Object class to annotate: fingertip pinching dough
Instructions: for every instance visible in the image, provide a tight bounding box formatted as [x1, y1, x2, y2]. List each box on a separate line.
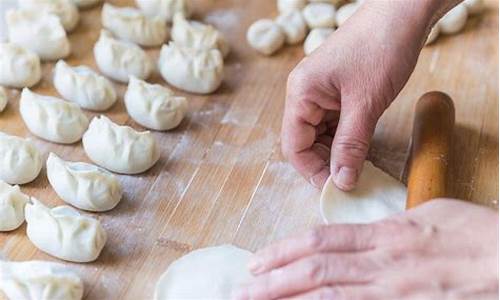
[159, 42, 224, 94]
[0, 132, 42, 185]
[0, 43, 42, 88]
[303, 27, 334, 56]
[82, 115, 160, 174]
[101, 3, 168, 47]
[25, 198, 107, 263]
[94, 30, 153, 83]
[47, 152, 123, 212]
[18, 0, 80, 32]
[0, 86, 6, 112]
[53, 60, 117, 111]
[0, 260, 83, 300]
[125, 76, 188, 131]
[0, 180, 29, 231]
[302, 2, 336, 29]
[246, 19, 285, 55]
[275, 10, 308, 45]
[6, 9, 71, 61]
[19, 88, 89, 144]
[136, 0, 191, 23]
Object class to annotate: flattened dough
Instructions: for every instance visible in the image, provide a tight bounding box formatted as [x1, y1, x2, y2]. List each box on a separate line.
[154, 245, 252, 300]
[320, 161, 406, 224]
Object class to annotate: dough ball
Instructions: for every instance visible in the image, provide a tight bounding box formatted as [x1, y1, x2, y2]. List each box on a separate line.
[275, 10, 308, 45]
[320, 161, 406, 224]
[277, 0, 307, 14]
[246, 19, 285, 55]
[0, 43, 42, 88]
[0, 180, 29, 231]
[303, 27, 334, 56]
[18, 0, 80, 32]
[0, 132, 42, 185]
[425, 25, 440, 46]
[0, 86, 6, 112]
[463, 0, 484, 15]
[438, 3, 468, 35]
[302, 2, 336, 29]
[136, 0, 191, 23]
[155, 245, 252, 300]
[335, 2, 359, 27]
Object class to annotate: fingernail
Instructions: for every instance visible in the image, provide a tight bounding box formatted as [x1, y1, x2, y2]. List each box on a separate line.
[334, 167, 357, 191]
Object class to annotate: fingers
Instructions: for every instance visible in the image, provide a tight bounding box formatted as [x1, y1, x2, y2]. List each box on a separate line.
[281, 285, 382, 300]
[249, 224, 377, 275]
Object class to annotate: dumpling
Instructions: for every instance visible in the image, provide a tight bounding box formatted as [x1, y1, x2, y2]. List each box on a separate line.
[53, 60, 117, 111]
[19, 88, 89, 144]
[70, 0, 101, 9]
[82, 116, 160, 174]
[275, 10, 308, 45]
[302, 2, 336, 29]
[125, 76, 188, 131]
[0, 180, 29, 231]
[0, 43, 41, 88]
[101, 3, 168, 47]
[277, 0, 307, 14]
[93, 30, 153, 83]
[0, 260, 83, 300]
[438, 3, 468, 35]
[171, 13, 229, 58]
[0, 132, 42, 185]
[25, 198, 107, 263]
[158, 42, 224, 94]
[0, 86, 6, 112]
[303, 27, 334, 56]
[335, 3, 359, 27]
[17, 0, 80, 32]
[136, 0, 191, 23]
[47, 153, 123, 212]
[6, 9, 70, 61]
[246, 19, 285, 56]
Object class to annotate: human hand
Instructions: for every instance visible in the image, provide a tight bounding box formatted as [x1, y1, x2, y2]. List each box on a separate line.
[235, 199, 499, 299]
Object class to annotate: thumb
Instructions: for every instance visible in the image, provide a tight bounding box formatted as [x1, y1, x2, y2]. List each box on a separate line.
[330, 105, 378, 191]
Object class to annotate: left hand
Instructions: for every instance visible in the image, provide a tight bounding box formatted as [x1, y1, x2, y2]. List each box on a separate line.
[234, 199, 499, 300]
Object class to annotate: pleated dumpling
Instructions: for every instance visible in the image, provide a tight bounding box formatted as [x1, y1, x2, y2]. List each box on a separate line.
[0, 180, 29, 231]
[47, 152, 123, 212]
[159, 42, 224, 94]
[102, 3, 168, 47]
[171, 13, 229, 57]
[136, 0, 191, 23]
[0, 260, 83, 300]
[93, 30, 153, 83]
[53, 60, 117, 111]
[125, 76, 188, 130]
[17, 0, 80, 32]
[0, 132, 42, 185]
[6, 9, 70, 61]
[25, 198, 107, 263]
[19, 88, 89, 144]
[0, 43, 41, 88]
[82, 116, 160, 174]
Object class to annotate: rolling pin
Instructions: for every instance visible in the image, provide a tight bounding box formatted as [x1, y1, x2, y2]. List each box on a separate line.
[406, 91, 455, 209]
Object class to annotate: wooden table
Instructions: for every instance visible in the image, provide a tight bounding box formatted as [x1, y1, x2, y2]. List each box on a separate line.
[0, 0, 498, 299]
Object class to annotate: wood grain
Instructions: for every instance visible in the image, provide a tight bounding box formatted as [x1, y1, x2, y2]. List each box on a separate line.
[0, 0, 498, 299]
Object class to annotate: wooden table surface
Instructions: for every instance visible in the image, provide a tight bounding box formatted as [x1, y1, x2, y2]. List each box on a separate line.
[0, 0, 498, 299]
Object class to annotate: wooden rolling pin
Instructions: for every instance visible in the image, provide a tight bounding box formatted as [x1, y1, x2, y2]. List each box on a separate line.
[406, 91, 455, 209]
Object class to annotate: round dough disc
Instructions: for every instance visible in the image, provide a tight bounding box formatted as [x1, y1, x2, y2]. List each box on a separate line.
[154, 245, 252, 300]
[320, 161, 407, 224]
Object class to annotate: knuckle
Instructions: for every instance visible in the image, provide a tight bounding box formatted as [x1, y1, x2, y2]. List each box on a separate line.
[333, 137, 369, 159]
[304, 256, 326, 285]
[307, 226, 327, 251]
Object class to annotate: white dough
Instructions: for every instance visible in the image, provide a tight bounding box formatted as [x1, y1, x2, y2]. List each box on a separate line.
[25, 198, 107, 263]
[275, 10, 308, 45]
[246, 19, 285, 56]
[155, 245, 253, 300]
[19, 88, 89, 144]
[0, 86, 6, 112]
[93, 30, 153, 83]
[464, 0, 484, 15]
[125, 76, 188, 131]
[18, 0, 79, 32]
[6, 9, 70, 61]
[171, 13, 229, 58]
[277, 0, 307, 14]
[47, 153, 123, 212]
[53, 60, 117, 111]
[136, 0, 191, 23]
[0, 260, 83, 300]
[0, 180, 29, 231]
[70, 0, 101, 9]
[302, 2, 336, 29]
[0, 132, 42, 185]
[438, 4, 468, 35]
[425, 25, 440, 45]
[159, 42, 224, 94]
[320, 161, 406, 224]
[0, 43, 41, 88]
[335, 2, 359, 27]
[0, 0, 17, 42]
[102, 3, 168, 47]
[82, 116, 160, 174]
[303, 27, 334, 55]
[308, 0, 343, 6]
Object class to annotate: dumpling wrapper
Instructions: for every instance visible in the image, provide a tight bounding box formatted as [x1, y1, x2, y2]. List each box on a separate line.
[320, 161, 407, 224]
